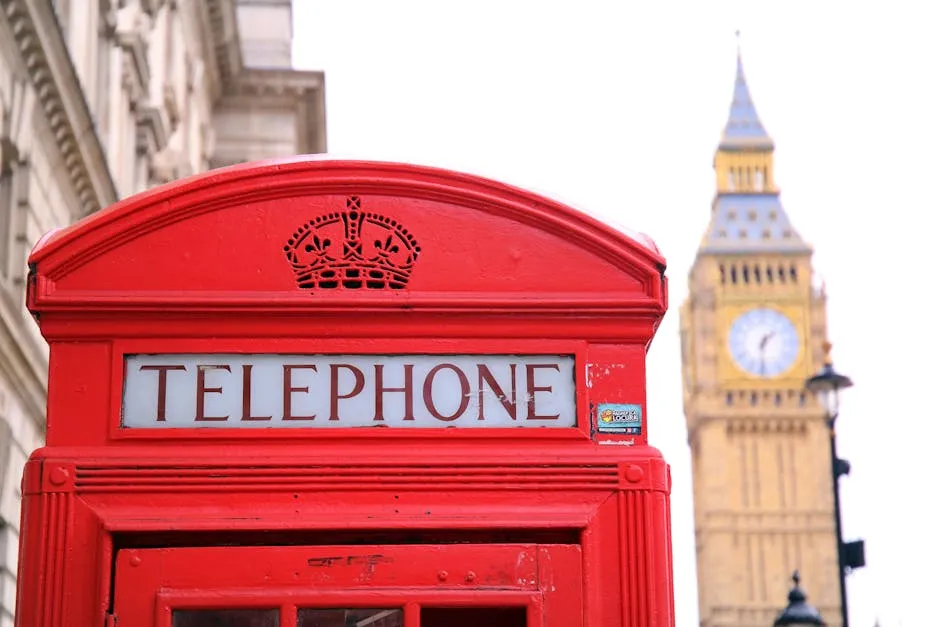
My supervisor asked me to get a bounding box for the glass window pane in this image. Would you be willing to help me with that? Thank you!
[420,607,527,627]
[173,609,279,627]
[296,608,403,627]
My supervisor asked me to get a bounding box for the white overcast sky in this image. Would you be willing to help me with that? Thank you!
[292,2,939,625]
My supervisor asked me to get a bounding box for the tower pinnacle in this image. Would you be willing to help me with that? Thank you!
[698,45,810,255]
[720,40,774,150]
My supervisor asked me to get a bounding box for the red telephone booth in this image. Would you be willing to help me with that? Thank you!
[17,158,673,627]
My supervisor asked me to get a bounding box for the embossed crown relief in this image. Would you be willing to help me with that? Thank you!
[284,196,421,290]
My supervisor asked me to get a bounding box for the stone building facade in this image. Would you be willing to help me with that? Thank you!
[0,1,325,622]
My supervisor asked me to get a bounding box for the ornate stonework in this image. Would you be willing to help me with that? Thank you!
[1,0,117,216]
[0,1,326,622]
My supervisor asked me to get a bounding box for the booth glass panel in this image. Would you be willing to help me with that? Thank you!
[420,607,527,627]
[173,609,279,627]
[296,608,403,627]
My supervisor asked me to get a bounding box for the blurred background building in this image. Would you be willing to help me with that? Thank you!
[679,51,841,626]
[0,1,325,622]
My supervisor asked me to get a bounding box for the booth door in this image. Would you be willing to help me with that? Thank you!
[112,544,581,627]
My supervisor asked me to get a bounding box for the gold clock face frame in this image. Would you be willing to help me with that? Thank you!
[719,305,807,383]
[727,307,800,377]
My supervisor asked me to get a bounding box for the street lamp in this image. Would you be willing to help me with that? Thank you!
[804,341,865,627]
[773,571,825,625]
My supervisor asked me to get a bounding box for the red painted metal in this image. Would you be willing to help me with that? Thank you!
[15,158,673,626]
[114,544,581,627]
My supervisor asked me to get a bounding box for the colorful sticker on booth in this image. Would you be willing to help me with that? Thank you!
[597,403,642,434]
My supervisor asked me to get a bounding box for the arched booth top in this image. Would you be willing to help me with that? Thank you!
[27,158,669,448]
[27,158,666,327]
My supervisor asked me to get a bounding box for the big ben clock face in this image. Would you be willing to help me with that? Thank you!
[728,308,799,377]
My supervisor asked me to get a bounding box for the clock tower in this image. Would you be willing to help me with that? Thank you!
[679,50,843,626]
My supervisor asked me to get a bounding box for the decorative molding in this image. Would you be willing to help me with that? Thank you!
[139,0,166,16]
[0,0,118,216]
[224,67,323,99]
[204,0,242,87]
[73,462,622,493]
[135,106,167,157]
[162,83,180,129]
[115,3,152,108]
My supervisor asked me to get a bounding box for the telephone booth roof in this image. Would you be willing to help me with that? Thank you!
[27,157,666,322]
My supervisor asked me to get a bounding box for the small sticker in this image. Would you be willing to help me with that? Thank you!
[597,403,642,435]
[599,439,636,446]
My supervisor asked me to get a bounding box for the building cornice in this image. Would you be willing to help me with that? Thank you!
[225,67,324,98]
[222,69,326,154]
[1,0,118,216]
[204,1,327,154]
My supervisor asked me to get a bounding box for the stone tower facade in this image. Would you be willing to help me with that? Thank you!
[679,51,841,627]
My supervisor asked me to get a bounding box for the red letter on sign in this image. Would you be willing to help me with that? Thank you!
[139,365,186,422]
[424,364,470,422]
[526,364,560,421]
[241,365,272,421]
[196,365,231,421]
[283,364,317,421]
[477,364,517,421]
[330,364,365,421]
[374,364,415,421]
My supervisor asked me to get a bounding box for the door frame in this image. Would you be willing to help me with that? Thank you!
[155,589,543,627]
[113,543,582,627]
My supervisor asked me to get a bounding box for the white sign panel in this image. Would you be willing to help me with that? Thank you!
[122,354,576,429]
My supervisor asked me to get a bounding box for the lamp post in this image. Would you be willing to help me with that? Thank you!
[774,571,825,625]
[804,341,864,627]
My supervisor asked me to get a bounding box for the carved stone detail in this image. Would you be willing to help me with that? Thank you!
[0,0,117,215]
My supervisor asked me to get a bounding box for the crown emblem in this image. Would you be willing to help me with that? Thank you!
[284,196,421,290]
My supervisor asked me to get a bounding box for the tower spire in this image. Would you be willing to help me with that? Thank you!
[697,39,810,255]
[721,33,774,150]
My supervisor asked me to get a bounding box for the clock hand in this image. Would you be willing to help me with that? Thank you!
[758,332,774,375]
